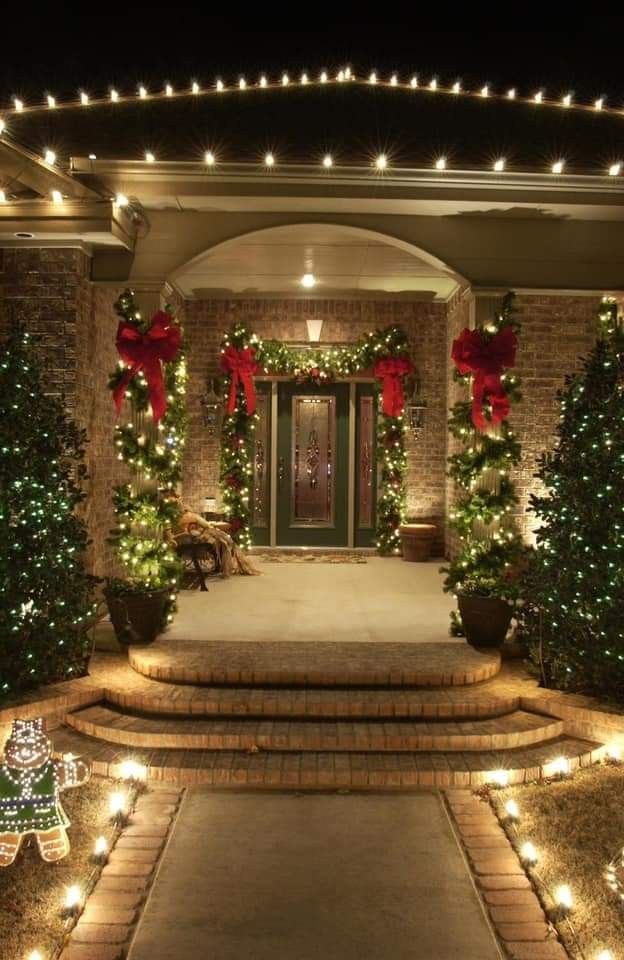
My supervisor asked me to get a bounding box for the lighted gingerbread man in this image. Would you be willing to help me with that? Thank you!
[0,718,90,866]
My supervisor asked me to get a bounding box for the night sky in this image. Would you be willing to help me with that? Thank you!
[2,19,624,173]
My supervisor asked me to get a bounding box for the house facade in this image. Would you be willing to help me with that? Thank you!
[1,78,623,578]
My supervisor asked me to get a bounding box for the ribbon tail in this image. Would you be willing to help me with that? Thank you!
[112,365,138,414]
[226,372,239,414]
[144,359,166,423]
[240,371,256,415]
[471,372,488,431]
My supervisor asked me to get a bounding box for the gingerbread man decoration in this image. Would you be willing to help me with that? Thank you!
[0,718,90,866]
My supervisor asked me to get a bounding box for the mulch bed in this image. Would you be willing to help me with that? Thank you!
[492,761,624,959]
[0,774,114,960]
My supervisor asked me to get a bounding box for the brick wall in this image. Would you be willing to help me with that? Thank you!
[0,248,126,581]
[181,298,449,550]
[445,290,472,557]
[510,294,598,542]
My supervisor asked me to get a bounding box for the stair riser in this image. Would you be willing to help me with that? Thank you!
[65,714,565,753]
[86,746,601,789]
[105,690,521,721]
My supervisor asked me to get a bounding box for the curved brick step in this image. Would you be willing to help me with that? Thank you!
[54,726,604,789]
[105,676,519,721]
[129,639,500,688]
[67,704,564,753]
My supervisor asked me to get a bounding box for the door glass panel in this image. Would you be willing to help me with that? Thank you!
[252,392,269,529]
[358,394,374,528]
[291,395,335,527]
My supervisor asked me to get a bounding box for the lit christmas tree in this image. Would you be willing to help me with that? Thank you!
[443,293,524,633]
[524,297,624,696]
[0,325,96,698]
[107,290,187,626]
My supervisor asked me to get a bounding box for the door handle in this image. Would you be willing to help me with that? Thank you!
[278,456,285,488]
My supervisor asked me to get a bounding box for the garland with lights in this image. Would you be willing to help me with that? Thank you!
[0,324,96,699]
[522,297,624,697]
[107,290,187,623]
[219,323,412,554]
[442,293,524,632]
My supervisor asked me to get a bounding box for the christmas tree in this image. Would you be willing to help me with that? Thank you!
[524,297,624,697]
[107,290,186,623]
[0,325,96,698]
[443,293,524,631]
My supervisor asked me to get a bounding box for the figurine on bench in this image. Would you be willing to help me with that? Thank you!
[171,498,260,586]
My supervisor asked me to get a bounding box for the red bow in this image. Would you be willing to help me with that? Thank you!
[374,357,414,417]
[221,345,258,415]
[451,326,518,431]
[113,311,181,422]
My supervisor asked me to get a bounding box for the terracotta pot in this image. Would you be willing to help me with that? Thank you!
[399,524,437,562]
[105,587,168,645]
[458,595,513,648]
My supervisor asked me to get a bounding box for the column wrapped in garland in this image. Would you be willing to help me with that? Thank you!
[442,293,525,635]
[107,289,187,628]
[219,322,412,554]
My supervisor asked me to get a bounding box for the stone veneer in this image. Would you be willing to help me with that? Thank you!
[0,247,604,571]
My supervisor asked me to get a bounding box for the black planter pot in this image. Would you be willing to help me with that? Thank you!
[104,587,168,645]
[458,595,513,648]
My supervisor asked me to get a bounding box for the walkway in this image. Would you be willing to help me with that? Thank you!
[128,790,502,960]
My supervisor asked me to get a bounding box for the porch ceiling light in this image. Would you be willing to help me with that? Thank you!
[375,153,388,171]
[145,151,155,163]
[205,150,216,166]
[493,158,506,172]
[322,154,333,168]
[301,273,316,289]
[165,83,173,96]
[410,76,418,89]
[320,71,328,83]
[47,95,56,109]
[435,156,447,171]
[110,88,119,102]
[80,91,89,105]
[507,88,516,99]
[239,77,247,90]
[259,75,267,87]
[43,148,56,165]
[608,162,621,177]
[562,92,572,107]
[264,152,275,167]
[300,73,309,85]
[551,159,565,174]
[452,80,461,94]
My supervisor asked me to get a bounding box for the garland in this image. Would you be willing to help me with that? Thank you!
[442,293,524,631]
[219,323,412,554]
[107,289,188,621]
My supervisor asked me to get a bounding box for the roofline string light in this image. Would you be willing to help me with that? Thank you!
[4,68,624,120]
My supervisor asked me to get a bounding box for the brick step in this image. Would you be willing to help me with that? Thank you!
[54,726,604,788]
[129,640,501,688]
[105,676,519,721]
[66,704,564,753]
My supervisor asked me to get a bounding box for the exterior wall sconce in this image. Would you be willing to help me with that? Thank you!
[406,376,427,440]
[200,377,222,435]
[305,317,324,343]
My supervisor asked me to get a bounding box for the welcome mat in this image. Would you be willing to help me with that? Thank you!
[254,552,368,564]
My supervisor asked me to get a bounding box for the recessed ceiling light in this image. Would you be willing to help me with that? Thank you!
[552,159,564,174]
[608,162,621,177]
[301,273,316,288]
[493,158,506,172]
[322,154,333,168]
[205,150,216,166]
[375,154,388,170]
[264,152,275,167]
[44,149,56,165]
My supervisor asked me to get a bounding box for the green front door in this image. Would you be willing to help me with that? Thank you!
[277,382,350,546]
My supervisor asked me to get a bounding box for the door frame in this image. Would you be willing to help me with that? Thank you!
[254,378,376,548]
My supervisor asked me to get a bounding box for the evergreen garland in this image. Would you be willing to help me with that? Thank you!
[219,323,411,553]
[523,297,624,697]
[0,325,96,698]
[107,290,187,619]
[442,293,524,631]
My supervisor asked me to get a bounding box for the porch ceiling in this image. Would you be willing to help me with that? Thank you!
[171,222,459,300]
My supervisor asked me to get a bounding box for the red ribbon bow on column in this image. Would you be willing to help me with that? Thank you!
[451,326,518,431]
[221,345,258,415]
[374,357,414,417]
[113,311,181,423]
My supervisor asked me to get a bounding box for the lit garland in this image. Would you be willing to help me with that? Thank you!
[107,290,187,620]
[5,66,624,127]
[522,296,624,697]
[0,324,96,699]
[219,323,411,554]
[442,293,524,631]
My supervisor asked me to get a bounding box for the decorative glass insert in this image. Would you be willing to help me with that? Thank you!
[291,395,335,526]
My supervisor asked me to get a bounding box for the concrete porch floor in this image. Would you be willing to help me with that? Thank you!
[169,558,456,645]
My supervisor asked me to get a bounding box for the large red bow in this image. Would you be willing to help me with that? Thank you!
[113,311,181,422]
[374,357,414,417]
[221,345,258,415]
[451,326,518,431]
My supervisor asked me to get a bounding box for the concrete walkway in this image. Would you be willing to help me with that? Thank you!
[128,791,501,960]
[169,558,456,644]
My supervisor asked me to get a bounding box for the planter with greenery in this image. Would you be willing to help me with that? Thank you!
[442,293,525,647]
[106,289,187,644]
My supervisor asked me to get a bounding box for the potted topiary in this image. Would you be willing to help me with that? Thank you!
[105,289,187,645]
[451,563,525,648]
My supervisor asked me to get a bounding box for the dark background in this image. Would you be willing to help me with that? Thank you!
[3,18,624,171]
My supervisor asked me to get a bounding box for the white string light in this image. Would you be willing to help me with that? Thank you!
[562,93,572,108]
[410,76,419,89]
[47,95,56,109]
[452,80,461,94]
[520,840,538,865]
[13,97,23,112]
[110,89,119,102]
[80,91,89,105]
[191,80,200,94]
[165,83,173,97]
[555,883,573,912]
